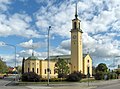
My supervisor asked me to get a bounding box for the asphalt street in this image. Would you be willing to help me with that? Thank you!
[96,83,120,89]
[95,80,120,89]
[0,75,30,89]
[0,76,120,89]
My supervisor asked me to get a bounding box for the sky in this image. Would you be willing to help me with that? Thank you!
[0,0,120,69]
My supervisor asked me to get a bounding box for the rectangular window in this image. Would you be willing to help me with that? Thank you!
[28,68,30,72]
[32,68,34,72]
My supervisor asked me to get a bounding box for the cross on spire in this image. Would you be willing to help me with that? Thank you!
[75,1,78,19]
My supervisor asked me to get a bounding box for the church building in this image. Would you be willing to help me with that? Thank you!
[23,4,92,78]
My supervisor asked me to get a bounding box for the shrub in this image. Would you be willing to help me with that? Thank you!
[108,73,117,79]
[22,72,40,82]
[94,71,104,80]
[81,74,87,78]
[58,73,67,78]
[66,71,82,82]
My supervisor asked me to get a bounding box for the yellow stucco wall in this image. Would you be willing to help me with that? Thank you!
[24,59,40,74]
[83,54,92,76]
[24,59,58,79]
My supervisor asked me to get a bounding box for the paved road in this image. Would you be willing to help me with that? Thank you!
[95,80,120,89]
[0,76,30,89]
[96,83,120,89]
[0,77,120,89]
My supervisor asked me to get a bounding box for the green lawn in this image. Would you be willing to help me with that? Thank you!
[80,78,96,82]
[18,78,96,86]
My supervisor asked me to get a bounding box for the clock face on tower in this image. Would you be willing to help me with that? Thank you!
[73,35,77,39]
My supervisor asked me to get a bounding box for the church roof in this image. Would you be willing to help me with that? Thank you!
[83,54,88,58]
[49,55,70,59]
[27,53,38,60]
[49,54,89,60]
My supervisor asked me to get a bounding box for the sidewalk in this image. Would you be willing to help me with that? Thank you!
[25,79,120,89]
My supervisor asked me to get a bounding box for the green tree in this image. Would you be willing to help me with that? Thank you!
[0,59,8,73]
[22,58,25,74]
[92,66,96,76]
[16,66,22,74]
[55,58,70,78]
[95,63,109,80]
[115,69,120,78]
[95,63,108,72]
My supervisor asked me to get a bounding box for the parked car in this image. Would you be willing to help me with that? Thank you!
[0,73,7,79]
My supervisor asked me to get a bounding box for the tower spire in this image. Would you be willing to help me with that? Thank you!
[32,45,34,56]
[75,1,78,19]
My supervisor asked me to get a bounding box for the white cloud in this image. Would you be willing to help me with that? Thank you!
[0,13,40,38]
[0,0,12,12]
[83,33,97,53]
[49,39,71,56]
[0,54,16,67]
[18,49,47,59]
[0,41,5,46]
[35,1,75,38]
[19,39,45,49]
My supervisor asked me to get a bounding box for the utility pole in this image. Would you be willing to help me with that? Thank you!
[47,26,51,86]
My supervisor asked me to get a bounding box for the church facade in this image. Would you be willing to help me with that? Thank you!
[23,4,92,78]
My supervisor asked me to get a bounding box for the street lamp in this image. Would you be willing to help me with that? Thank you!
[2,43,17,81]
[47,26,51,86]
[87,60,90,87]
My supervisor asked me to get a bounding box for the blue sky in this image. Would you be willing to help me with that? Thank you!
[0,0,120,69]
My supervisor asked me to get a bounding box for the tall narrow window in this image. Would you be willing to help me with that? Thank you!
[74,22,76,29]
[32,68,34,72]
[45,69,46,74]
[28,68,30,72]
[37,68,39,73]
[79,22,80,29]
[54,69,56,74]
[50,70,51,74]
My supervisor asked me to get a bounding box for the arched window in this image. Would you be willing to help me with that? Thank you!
[74,22,77,29]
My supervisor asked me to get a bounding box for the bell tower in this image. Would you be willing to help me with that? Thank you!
[71,3,83,73]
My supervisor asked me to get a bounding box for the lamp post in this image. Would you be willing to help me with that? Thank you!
[47,26,51,86]
[2,43,17,81]
[87,60,90,87]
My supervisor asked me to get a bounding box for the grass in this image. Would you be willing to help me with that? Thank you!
[18,81,76,86]
[18,78,97,86]
[80,78,96,82]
